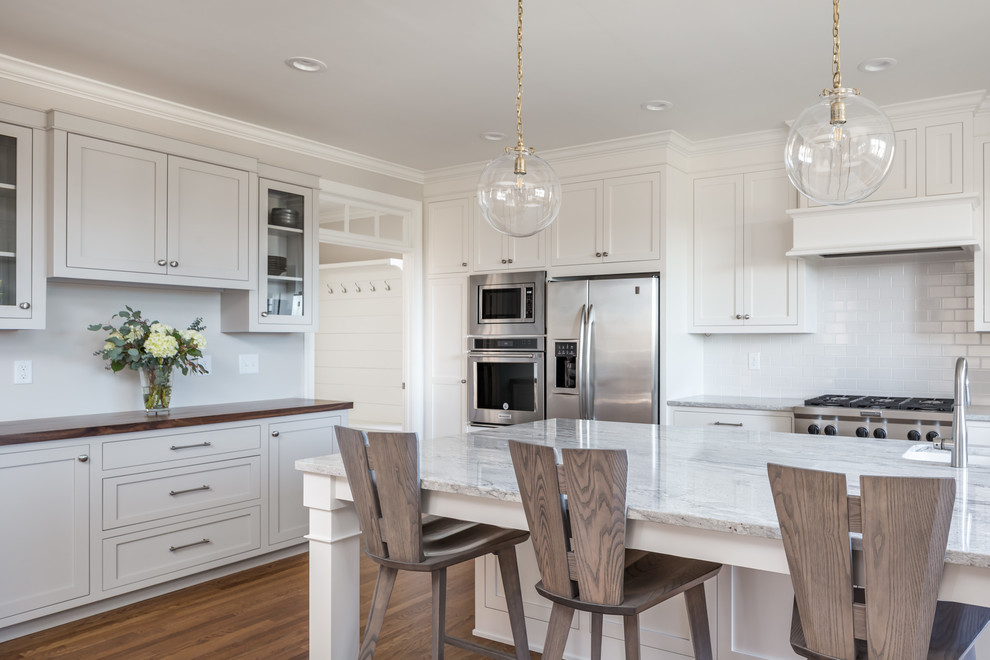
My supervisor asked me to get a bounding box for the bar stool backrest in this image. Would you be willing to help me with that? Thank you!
[509,440,628,606]
[337,426,423,563]
[767,463,956,660]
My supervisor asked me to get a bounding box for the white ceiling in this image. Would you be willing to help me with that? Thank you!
[0,0,987,173]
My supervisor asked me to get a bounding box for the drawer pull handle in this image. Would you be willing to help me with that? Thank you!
[713,421,744,427]
[169,538,211,552]
[170,441,213,451]
[169,484,211,496]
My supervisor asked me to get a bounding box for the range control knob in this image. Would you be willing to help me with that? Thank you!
[873,428,887,439]
[907,430,922,442]
[856,427,869,438]
[824,425,837,436]
[807,424,821,435]
[926,430,941,442]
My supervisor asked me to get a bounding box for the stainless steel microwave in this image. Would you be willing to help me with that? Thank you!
[468,271,546,336]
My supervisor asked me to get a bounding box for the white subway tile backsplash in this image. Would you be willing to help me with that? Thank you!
[702,255,990,402]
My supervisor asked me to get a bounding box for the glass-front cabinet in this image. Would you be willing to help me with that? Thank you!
[0,115,44,330]
[261,179,314,327]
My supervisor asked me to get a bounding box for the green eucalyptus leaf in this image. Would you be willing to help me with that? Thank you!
[111,362,125,372]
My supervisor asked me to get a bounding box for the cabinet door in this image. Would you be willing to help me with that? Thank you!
[743,170,799,326]
[550,180,603,266]
[167,156,250,282]
[426,198,471,274]
[926,122,965,196]
[472,206,508,272]
[66,134,167,275]
[693,175,743,327]
[268,415,342,545]
[259,179,315,328]
[866,128,918,203]
[0,122,36,325]
[670,407,793,433]
[603,173,661,263]
[426,277,467,438]
[0,444,90,621]
[505,231,546,270]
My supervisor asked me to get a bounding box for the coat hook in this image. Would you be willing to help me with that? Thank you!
[354,282,361,293]
[384,280,391,291]
[340,283,347,293]
[369,281,376,292]
[326,283,333,294]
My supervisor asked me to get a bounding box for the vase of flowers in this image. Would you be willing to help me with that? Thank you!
[89,306,208,414]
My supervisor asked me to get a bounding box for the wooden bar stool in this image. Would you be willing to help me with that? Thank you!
[336,427,531,660]
[508,440,722,660]
[767,463,990,659]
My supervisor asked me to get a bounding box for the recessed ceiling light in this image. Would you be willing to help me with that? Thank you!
[285,57,327,73]
[481,131,506,141]
[641,100,673,112]
[857,57,898,73]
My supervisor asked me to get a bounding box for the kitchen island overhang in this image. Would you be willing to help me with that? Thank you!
[297,419,990,658]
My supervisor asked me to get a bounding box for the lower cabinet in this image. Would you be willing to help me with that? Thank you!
[669,407,793,433]
[0,409,344,636]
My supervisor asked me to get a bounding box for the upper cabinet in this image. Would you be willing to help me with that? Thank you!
[472,202,546,272]
[221,167,319,333]
[550,173,661,268]
[0,106,46,330]
[693,170,812,333]
[426,197,472,274]
[49,113,254,290]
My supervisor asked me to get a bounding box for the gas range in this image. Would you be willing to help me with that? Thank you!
[793,394,954,442]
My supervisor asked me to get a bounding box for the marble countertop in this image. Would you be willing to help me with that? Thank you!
[668,395,990,422]
[298,418,990,568]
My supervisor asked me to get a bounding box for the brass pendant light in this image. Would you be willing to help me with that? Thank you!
[477,0,561,237]
[784,0,895,206]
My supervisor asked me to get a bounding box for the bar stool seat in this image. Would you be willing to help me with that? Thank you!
[768,463,990,660]
[336,427,531,660]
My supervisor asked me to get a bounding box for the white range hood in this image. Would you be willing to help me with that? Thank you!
[786,193,981,259]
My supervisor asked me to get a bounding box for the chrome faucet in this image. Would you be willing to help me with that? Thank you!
[937,357,970,468]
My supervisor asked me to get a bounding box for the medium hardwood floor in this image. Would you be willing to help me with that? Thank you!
[0,552,539,659]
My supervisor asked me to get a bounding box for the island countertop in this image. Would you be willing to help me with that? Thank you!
[0,398,353,447]
[298,417,990,569]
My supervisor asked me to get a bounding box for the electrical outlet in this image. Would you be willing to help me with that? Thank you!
[748,352,761,370]
[199,355,212,375]
[13,360,32,384]
[239,354,259,374]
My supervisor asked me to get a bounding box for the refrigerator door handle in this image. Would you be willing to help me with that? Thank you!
[577,303,588,419]
[585,303,596,420]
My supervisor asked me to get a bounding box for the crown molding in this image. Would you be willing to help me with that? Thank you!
[0,53,425,185]
[882,89,987,120]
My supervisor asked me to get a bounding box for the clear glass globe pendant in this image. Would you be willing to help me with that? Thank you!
[478,146,561,237]
[785,87,895,205]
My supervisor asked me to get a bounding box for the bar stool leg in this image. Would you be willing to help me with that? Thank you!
[495,547,531,660]
[359,565,398,660]
[543,603,575,660]
[590,613,604,660]
[685,583,713,660]
[622,614,640,660]
[431,568,447,660]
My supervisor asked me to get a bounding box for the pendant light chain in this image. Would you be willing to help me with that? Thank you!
[515,0,525,150]
[831,0,841,89]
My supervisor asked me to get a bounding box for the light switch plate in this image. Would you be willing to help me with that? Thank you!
[239,354,259,374]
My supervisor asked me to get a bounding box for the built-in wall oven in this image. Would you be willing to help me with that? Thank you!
[468,336,545,427]
[469,271,546,336]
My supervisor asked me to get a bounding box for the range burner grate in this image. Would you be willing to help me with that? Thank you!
[899,397,954,413]
[803,394,865,407]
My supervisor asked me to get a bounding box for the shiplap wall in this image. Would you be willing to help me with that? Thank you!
[316,262,403,428]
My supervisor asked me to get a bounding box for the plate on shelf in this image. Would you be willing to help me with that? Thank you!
[269,207,301,229]
[267,255,287,276]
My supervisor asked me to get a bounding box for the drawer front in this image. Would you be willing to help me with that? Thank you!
[670,408,792,433]
[103,425,262,470]
[103,508,261,589]
[103,457,261,530]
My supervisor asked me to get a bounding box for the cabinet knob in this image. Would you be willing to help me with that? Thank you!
[602,252,608,257]
[271,430,280,437]
[461,379,467,384]
[158,259,167,266]
[507,258,513,263]
[261,312,269,317]
[595,252,602,258]
[169,260,179,268]
[77,454,89,462]
[461,262,468,267]
[743,314,751,320]
[735,314,743,320]
[18,302,30,309]
[501,259,507,264]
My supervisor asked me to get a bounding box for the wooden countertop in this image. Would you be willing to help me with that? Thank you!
[0,398,354,446]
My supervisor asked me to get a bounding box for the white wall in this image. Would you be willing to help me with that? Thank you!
[702,253,990,402]
[0,281,305,421]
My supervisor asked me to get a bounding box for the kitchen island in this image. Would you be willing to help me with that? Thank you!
[298,419,990,659]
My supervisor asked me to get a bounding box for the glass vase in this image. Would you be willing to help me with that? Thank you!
[140,364,173,414]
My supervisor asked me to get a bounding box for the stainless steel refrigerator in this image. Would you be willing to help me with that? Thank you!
[546,275,659,423]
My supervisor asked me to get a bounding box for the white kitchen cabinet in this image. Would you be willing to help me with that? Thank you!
[426,276,467,438]
[267,414,342,546]
[977,139,990,331]
[51,116,254,290]
[472,203,546,272]
[426,197,472,274]
[222,168,319,333]
[550,173,661,267]
[693,170,810,332]
[0,442,90,622]
[669,406,793,433]
[0,108,46,329]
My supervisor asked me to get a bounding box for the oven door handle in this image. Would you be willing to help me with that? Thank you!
[577,303,588,420]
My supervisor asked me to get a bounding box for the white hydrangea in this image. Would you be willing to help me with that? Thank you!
[149,322,173,334]
[126,326,144,341]
[181,329,207,350]
[144,332,179,359]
